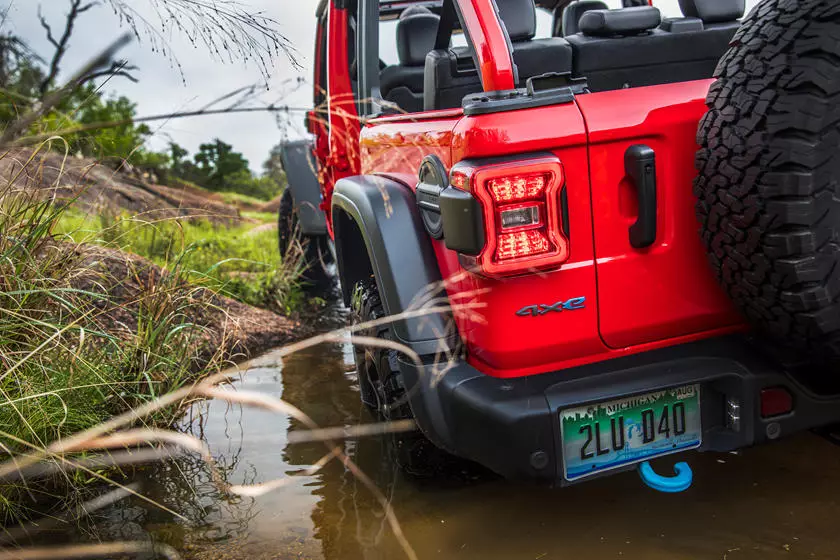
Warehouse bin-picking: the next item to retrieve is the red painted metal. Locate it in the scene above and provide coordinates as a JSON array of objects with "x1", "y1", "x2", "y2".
[
  {"x1": 454, "y1": 0, "x2": 516, "y2": 92},
  {"x1": 325, "y1": 2, "x2": 746, "y2": 379},
  {"x1": 318, "y1": 2, "x2": 361, "y2": 230},
  {"x1": 576, "y1": 81, "x2": 745, "y2": 349}
]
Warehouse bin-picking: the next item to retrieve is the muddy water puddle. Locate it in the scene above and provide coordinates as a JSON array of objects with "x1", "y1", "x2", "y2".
[{"x1": 83, "y1": 337, "x2": 840, "y2": 560}]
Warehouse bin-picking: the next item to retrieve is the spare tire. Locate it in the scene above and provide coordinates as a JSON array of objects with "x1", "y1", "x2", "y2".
[{"x1": 695, "y1": 0, "x2": 840, "y2": 362}]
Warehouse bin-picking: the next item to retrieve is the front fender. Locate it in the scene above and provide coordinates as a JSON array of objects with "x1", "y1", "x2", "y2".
[{"x1": 332, "y1": 174, "x2": 456, "y2": 356}]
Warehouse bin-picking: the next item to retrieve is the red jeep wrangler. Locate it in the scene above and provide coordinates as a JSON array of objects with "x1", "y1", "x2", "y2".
[{"x1": 282, "y1": 0, "x2": 840, "y2": 487}]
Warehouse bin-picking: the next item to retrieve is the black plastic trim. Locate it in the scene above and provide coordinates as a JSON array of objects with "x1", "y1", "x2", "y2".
[
  {"x1": 560, "y1": 185, "x2": 570, "y2": 238},
  {"x1": 397, "y1": 335, "x2": 840, "y2": 484},
  {"x1": 439, "y1": 186, "x2": 485, "y2": 255},
  {"x1": 416, "y1": 155, "x2": 448, "y2": 239},
  {"x1": 279, "y1": 139, "x2": 328, "y2": 235},
  {"x1": 332, "y1": 174, "x2": 457, "y2": 356},
  {"x1": 625, "y1": 144, "x2": 657, "y2": 249},
  {"x1": 462, "y1": 72, "x2": 588, "y2": 116}
]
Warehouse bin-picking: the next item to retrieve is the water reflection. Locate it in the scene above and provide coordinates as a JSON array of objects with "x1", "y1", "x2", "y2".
[{"x1": 74, "y1": 329, "x2": 840, "y2": 560}]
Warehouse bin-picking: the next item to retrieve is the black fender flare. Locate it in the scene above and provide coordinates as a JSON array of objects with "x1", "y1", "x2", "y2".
[
  {"x1": 279, "y1": 139, "x2": 327, "y2": 236},
  {"x1": 332, "y1": 174, "x2": 456, "y2": 357}
]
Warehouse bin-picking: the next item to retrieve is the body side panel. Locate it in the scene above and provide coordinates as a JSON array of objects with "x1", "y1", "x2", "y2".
[{"x1": 576, "y1": 80, "x2": 746, "y2": 349}]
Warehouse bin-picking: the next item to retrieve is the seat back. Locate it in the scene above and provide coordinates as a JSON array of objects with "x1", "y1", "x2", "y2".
[
  {"x1": 380, "y1": 7, "x2": 440, "y2": 113},
  {"x1": 555, "y1": 0, "x2": 609, "y2": 37},
  {"x1": 567, "y1": 1, "x2": 744, "y2": 92},
  {"x1": 424, "y1": 0, "x2": 573, "y2": 110}
]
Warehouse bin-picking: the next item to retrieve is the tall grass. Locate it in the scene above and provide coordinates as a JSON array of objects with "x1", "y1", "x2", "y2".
[
  {"x1": 55, "y1": 208, "x2": 304, "y2": 313},
  {"x1": 0, "y1": 148, "x2": 236, "y2": 519}
]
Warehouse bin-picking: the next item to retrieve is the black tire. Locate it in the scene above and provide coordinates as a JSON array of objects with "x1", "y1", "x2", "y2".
[
  {"x1": 694, "y1": 0, "x2": 840, "y2": 364},
  {"x1": 350, "y1": 279, "x2": 449, "y2": 476},
  {"x1": 278, "y1": 189, "x2": 333, "y2": 291}
]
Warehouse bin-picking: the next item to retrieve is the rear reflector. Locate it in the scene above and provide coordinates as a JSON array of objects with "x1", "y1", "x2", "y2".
[
  {"x1": 760, "y1": 387, "x2": 793, "y2": 418},
  {"x1": 496, "y1": 230, "x2": 551, "y2": 260}
]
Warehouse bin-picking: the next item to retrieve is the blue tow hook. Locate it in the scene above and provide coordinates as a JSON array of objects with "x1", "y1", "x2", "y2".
[{"x1": 638, "y1": 461, "x2": 693, "y2": 493}]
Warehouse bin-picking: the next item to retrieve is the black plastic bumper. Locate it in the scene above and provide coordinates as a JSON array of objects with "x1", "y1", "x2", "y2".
[{"x1": 397, "y1": 336, "x2": 840, "y2": 485}]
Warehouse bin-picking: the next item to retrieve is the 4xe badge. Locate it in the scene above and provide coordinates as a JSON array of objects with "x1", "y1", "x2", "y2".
[{"x1": 515, "y1": 297, "x2": 586, "y2": 317}]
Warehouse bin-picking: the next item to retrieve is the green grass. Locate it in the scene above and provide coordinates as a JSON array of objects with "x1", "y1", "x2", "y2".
[
  {"x1": 56, "y1": 209, "x2": 301, "y2": 313},
  {"x1": 218, "y1": 191, "x2": 268, "y2": 209},
  {"x1": 0, "y1": 149, "x2": 301, "y2": 521},
  {"x1": 241, "y1": 210, "x2": 277, "y2": 223}
]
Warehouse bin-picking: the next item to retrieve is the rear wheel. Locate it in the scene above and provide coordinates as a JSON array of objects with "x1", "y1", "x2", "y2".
[
  {"x1": 694, "y1": 0, "x2": 840, "y2": 366},
  {"x1": 278, "y1": 189, "x2": 333, "y2": 291},
  {"x1": 350, "y1": 279, "x2": 449, "y2": 476}
]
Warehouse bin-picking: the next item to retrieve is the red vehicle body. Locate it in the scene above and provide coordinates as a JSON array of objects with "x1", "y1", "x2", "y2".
[{"x1": 300, "y1": 0, "x2": 840, "y2": 485}]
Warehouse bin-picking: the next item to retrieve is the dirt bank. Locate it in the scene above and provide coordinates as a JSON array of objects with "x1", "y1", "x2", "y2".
[
  {"x1": 0, "y1": 148, "x2": 240, "y2": 223},
  {"x1": 0, "y1": 148, "x2": 311, "y2": 369},
  {"x1": 68, "y1": 242, "x2": 312, "y2": 370}
]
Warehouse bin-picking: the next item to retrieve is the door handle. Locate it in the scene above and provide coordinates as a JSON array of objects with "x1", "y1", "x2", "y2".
[{"x1": 625, "y1": 144, "x2": 657, "y2": 249}]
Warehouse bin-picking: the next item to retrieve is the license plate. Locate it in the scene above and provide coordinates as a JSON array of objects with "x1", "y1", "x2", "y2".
[{"x1": 560, "y1": 384, "x2": 702, "y2": 481}]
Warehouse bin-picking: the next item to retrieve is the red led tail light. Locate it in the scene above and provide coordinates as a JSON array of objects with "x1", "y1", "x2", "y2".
[
  {"x1": 487, "y1": 173, "x2": 548, "y2": 203},
  {"x1": 449, "y1": 155, "x2": 569, "y2": 277}
]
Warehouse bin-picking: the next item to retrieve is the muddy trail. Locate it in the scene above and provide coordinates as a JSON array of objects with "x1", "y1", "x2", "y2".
[{"x1": 55, "y1": 306, "x2": 840, "y2": 560}]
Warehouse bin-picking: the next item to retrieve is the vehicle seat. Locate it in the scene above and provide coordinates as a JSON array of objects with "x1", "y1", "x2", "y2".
[
  {"x1": 679, "y1": 0, "x2": 744, "y2": 30},
  {"x1": 566, "y1": 0, "x2": 744, "y2": 92},
  {"x1": 497, "y1": 0, "x2": 574, "y2": 85},
  {"x1": 424, "y1": 0, "x2": 573, "y2": 110},
  {"x1": 554, "y1": 0, "x2": 609, "y2": 37},
  {"x1": 380, "y1": 6, "x2": 440, "y2": 113}
]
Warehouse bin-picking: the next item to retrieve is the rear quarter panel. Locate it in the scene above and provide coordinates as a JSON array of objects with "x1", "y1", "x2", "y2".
[{"x1": 576, "y1": 81, "x2": 745, "y2": 349}]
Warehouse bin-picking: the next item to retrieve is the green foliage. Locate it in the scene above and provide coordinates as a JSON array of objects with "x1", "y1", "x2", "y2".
[
  {"x1": 0, "y1": 152, "x2": 221, "y2": 458},
  {"x1": 57, "y1": 210, "x2": 302, "y2": 312},
  {"x1": 263, "y1": 142, "x2": 288, "y2": 186},
  {"x1": 223, "y1": 169, "x2": 283, "y2": 200}
]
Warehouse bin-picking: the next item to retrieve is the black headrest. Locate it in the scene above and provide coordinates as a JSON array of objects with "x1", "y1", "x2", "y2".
[
  {"x1": 496, "y1": 0, "x2": 537, "y2": 42},
  {"x1": 579, "y1": 6, "x2": 662, "y2": 37},
  {"x1": 560, "y1": 0, "x2": 609, "y2": 36},
  {"x1": 678, "y1": 0, "x2": 744, "y2": 23},
  {"x1": 396, "y1": 8, "x2": 440, "y2": 66}
]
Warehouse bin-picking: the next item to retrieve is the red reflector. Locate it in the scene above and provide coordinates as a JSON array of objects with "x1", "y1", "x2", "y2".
[
  {"x1": 450, "y1": 170, "x2": 468, "y2": 189},
  {"x1": 487, "y1": 173, "x2": 548, "y2": 203},
  {"x1": 760, "y1": 387, "x2": 793, "y2": 418},
  {"x1": 496, "y1": 230, "x2": 551, "y2": 261}
]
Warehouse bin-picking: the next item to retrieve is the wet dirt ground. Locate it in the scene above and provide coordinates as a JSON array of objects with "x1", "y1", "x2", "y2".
[{"x1": 86, "y1": 325, "x2": 840, "y2": 560}]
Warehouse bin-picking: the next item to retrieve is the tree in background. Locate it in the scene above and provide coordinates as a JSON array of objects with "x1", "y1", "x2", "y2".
[
  {"x1": 192, "y1": 139, "x2": 250, "y2": 191},
  {"x1": 163, "y1": 140, "x2": 284, "y2": 201},
  {"x1": 262, "y1": 143, "x2": 288, "y2": 189}
]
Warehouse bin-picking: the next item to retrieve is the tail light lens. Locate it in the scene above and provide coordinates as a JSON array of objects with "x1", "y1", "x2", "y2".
[{"x1": 450, "y1": 155, "x2": 569, "y2": 277}]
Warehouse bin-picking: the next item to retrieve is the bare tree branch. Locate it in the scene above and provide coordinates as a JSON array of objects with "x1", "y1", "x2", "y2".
[
  {"x1": 39, "y1": 0, "x2": 100, "y2": 95},
  {"x1": 0, "y1": 32, "x2": 133, "y2": 148},
  {"x1": 80, "y1": 60, "x2": 138, "y2": 84}
]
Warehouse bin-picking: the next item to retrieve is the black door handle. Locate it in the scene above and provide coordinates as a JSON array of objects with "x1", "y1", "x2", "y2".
[{"x1": 625, "y1": 144, "x2": 657, "y2": 249}]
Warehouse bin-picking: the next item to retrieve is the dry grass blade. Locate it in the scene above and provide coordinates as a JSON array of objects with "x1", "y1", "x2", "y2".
[
  {"x1": 228, "y1": 448, "x2": 339, "y2": 497},
  {"x1": 0, "y1": 33, "x2": 133, "y2": 148},
  {"x1": 0, "y1": 484, "x2": 140, "y2": 545},
  {"x1": 1, "y1": 446, "x2": 183, "y2": 482},
  {"x1": 286, "y1": 419, "x2": 417, "y2": 444},
  {"x1": 0, "y1": 542, "x2": 180, "y2": 559},
  {"x1": 197, "y1": 386, "x2": 419, "y2": 560}
]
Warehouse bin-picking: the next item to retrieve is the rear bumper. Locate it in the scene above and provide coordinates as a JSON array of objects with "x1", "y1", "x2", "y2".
[{"x1": 398, "y1": 336, "x2": 840, "y2": 485}]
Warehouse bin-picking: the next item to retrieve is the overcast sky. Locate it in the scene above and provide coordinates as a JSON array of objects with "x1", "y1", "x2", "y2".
[{"x1": 3, "y1": 0, "x2": 758, "y2": 173}]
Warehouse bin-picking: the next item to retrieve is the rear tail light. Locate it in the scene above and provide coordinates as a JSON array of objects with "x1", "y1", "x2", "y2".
[
  {"x1": 449, "y1": 155, "x2": 569, "y2": 277},
  {"x1": 760, "y1": 387, "x2": 793, "y2": 418}
]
